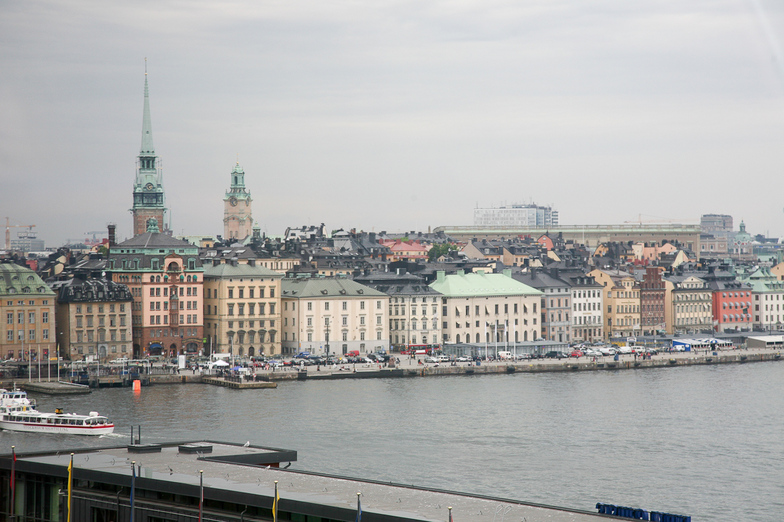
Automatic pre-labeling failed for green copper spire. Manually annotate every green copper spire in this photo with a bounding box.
[140,60,155,155]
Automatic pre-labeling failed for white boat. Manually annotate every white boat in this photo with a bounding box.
[0,388,114,436]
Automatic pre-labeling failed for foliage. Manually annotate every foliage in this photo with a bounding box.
[427,243,457,262]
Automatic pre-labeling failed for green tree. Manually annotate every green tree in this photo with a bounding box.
[427,243,457,262]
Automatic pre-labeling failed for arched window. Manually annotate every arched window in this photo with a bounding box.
[456,334,461,344]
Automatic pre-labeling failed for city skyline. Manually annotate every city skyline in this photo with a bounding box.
[3,1,784,247]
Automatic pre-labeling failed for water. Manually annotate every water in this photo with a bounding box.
[5,362,784,521]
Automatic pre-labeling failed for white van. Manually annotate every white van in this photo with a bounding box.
[497,351,513,360]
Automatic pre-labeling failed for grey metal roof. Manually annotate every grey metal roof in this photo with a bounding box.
[282,278,386,299]
[204,263,283,279]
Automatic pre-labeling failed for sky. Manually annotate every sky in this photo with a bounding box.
[3,0,784,247]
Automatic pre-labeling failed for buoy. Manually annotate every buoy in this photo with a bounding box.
[133,380,141,392]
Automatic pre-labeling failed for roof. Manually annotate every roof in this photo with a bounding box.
[282,278,386,299]
[114,232,197,250]
[0,262,56,297]
[204,263,283,279]
[429,270,541,298]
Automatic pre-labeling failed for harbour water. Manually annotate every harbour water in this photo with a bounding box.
[4,361,784,521]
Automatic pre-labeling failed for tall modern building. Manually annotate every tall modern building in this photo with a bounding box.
[131,68,166,237]
[473,203,558,228]
[223,162,253,240]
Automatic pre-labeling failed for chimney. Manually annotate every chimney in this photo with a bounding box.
[503,268,511,278]
[436,270,445,283]
[107,224,116,247]
[248,259,256,267]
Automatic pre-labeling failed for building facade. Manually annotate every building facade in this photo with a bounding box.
[203,261,283,357]
[52,275,134,361]
[131,70,166,237]
[223,162,254,240]
[108,224,204,357]
[640,266,666,336]
[429,270,542,345]
[514,269,572,343]
[473,204,559,228]
[281,277,389,356]
[588,269,641,340]
[354,270,442,350]
[0,262,56,361]
[742,267,784,330]
[663,274,712,336]
[567,273,604,342]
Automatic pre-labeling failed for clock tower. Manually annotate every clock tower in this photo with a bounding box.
[131,65,166,237]
[223,162,253,240]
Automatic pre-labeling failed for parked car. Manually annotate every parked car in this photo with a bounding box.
[544,351,567,359]
[424,356,438,363]
[456,356,470,362]
[569,350,584,358]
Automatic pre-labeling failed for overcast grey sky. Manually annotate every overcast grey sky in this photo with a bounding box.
[3,0,784,246]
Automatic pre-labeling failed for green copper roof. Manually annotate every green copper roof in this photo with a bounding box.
[0,263,56,297]
[429,271,542,297]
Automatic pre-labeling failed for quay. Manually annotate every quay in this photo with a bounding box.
[3,347,781,392]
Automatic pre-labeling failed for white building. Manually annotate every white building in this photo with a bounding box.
[473,204,558,228]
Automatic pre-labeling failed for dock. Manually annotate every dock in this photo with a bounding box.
[22,381,91,395]
[202,377,277,389]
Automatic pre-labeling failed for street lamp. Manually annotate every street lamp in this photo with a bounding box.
[325,318,330,360]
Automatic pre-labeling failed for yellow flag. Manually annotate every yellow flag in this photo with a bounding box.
[67,454,73,522]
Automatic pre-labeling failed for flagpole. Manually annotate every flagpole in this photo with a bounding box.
[130,460,135,522]
[199,470,203,522]
[356,492,362,522]
[10,446,15,519]
[67,453,74,522]
[272,480,279,522]
[448,506,453,522]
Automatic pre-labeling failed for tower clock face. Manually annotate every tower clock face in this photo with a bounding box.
[145,183,154,190]
[230,197,238,206]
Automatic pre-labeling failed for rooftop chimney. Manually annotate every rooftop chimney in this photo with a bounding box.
[107,224,116,247]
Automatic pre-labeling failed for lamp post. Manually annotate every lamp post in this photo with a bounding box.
[325,318,330,360]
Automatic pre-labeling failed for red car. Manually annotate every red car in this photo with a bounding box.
[569,350,584,358]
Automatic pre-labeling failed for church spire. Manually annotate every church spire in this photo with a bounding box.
[140,57,155,155]
[131,60,166,237]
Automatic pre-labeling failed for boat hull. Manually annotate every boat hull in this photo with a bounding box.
[0,420,114,436]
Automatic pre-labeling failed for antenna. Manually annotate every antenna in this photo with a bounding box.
[144,57,147,75]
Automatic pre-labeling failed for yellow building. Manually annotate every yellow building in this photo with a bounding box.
[0,263,56,361]
[588,269,640,340]
[203,260,283,357]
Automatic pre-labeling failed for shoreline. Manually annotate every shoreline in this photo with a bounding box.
[7,347,781,390]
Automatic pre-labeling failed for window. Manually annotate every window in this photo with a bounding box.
[228,289,234,299]
[307,302,312,311]
[6,313,11,325]
[360,301,365,310]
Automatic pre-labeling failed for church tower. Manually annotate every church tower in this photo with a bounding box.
[223,162,253,240]
[131,65,166,237]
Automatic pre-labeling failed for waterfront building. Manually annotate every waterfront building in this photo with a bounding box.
[702,266,752,333]
[566,273,604,342]
[354,270,442,350]
[429,269,542,345]
[662,273,712,336]
[50,273,133,361]
[640,266,666,336]
[473,203,559,228]
[203,260,283,357]
[0,442,612,522]
[588,269,641,340]
[223,162,254,240]
[0,262,56,360]
[740,267,784,330]
[131,68,167,237]
[280,277,389,356]
[513,268,572,343]
[108,221,204,357]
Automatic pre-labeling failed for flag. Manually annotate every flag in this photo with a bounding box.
[272,480,279,522]
[356,492,362,522]
[67,453,74,522]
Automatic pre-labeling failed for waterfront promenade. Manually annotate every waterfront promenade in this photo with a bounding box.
[4,347,780,390]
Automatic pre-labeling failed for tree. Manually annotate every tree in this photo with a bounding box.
[427,243,457,262]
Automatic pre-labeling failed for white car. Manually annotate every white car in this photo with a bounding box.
[599,347,616,356]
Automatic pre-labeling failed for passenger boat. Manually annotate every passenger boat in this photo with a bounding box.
[0,388,114,435]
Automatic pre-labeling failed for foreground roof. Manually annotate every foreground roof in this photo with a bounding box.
[430,270,542,297]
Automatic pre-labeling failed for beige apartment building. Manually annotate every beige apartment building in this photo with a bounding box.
[588,269,641,340]
[203,261,283,357]
[280,277,389,356]
[429,270,542,345]
[663,274,712,335]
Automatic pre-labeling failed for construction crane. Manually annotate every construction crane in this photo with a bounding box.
[4,218,36,250]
